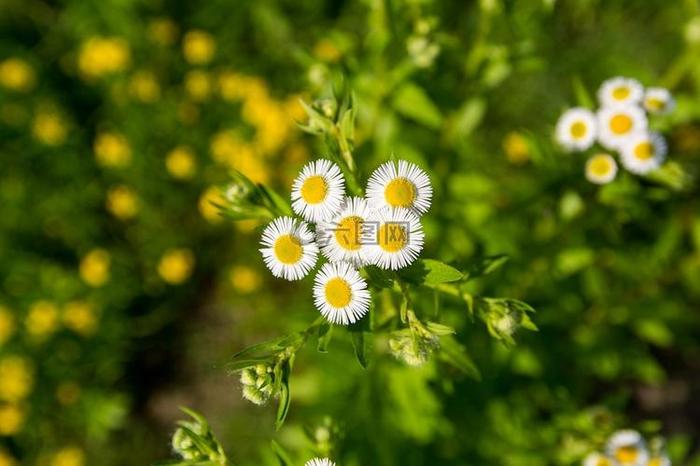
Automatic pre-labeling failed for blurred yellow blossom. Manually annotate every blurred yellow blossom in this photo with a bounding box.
[32,112,68,146]
[166,146,197,179]
[129,70,161,102]
[0,307,15,346]
[106,185,139,220]
[80,249,110,287]
[0,357,33,402]
[314,38,342,63]
[63,301,98,337]
[56,382,81,406]
[284,95,307,122]
[158,249,195,285]
[0,58,35,92]
[236,219,260,234]
[218,72,267,102]
[0,404,24,436]
[78,37,130,78]
[503,131,530,165]
[25,301,59,339]
[0,448,17,466]
[284,142,310,165]
[51,447,84,466]
[148,17,178,46]
[184,70,212,101]
[210,130,241,164]
[230,265,262,294]
[230,149,270,184]
[182,30,215,65]
[198,186,224,224]
[94,132,132,168]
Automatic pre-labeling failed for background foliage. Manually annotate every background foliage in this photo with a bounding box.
[1,0,700,465]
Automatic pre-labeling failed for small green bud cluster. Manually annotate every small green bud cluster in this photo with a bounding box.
[481,298,536,345]
[170,408,228,465]
[389,313,441,367]
[172,422,203,460]
[407,18,440,69]
[240,364,275,406]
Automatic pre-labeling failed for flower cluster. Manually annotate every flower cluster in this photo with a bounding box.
[239,364,275,406]
[260,158,432,325]
[556,77,675,184]
[583,430,670,466]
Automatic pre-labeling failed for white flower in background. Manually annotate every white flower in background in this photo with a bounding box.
[606,430,649,466]
[583,452,617,466]
[555,107,598,151]
[643,87,675,115]
[260,217,318,280]
[598,76,644,107]
[313,262,370,325]
[620,132,667,175]
[597,105,648,150]
[585,153,618,184]
[317,197,372,267]
[305,459,336,466]
[647,454,671,466]
[291,159,346,223]
[366,208,424,270]
[366,160,432,216]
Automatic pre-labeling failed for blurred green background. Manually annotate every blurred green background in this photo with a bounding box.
[1,0,700,465]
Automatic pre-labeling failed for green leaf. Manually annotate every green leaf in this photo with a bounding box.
[363,265,394,289]
[350,331,369,369]
[425,322,455,336]
[398,259,463,286]
[230,333,303,366]
[391,82,443,129]
[448,98,486,142]
[270,440,293,466]
[317,323,333,353]
[572,76,594,108]
[439,336,481,380]
[461,255,509,281]
[258,184,293,216]
[275,360,292,430]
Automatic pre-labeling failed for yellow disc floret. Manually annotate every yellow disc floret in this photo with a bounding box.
[378,223,407,253]
[384,177,416,208]
[335,216,363,251]
[300,175,328,204]
[610,114,632,135]
[273,234,303,264]
[324,278,352,308]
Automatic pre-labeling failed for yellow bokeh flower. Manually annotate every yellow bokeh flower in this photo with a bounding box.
[94,132,132,168]
[25,301,59,339]
[198,186,224,224]
[182,30,216,65]
[0,357,33,402]
[63,301,98,337]
[314,38,342,63]
[158,249,195,285]
[230,265,262,294]
[0,448,17,466]
[79,249,110,287]
[129,70,161,103]
[230,148,270,184]
[0,307,15,347]
[51,447,84,466]
[106,185,139,220]
[56,382,81,406]
[0,58,35,92]
[78,37,130,79]
[32,112,68,146]
[0,404,24,436]
[209,130,241,164]
[503,131,530,165]
[184,70,212,101]
[165,146,197,179]
[148,17,178,46]
[218,72,268,102]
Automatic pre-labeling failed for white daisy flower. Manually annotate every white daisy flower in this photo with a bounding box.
[313,262,370,325]
[606,430,649,466]
[291,159,346,223]
[317,197,372,267]
[366,208,424,270]
[555,107,598,151]
[305,459,336,466]
[366,160,432,215]
[620,132,667,175]
[585,153,618,185]
[643,87,675,115]
[647,454,671,466]
[583,452,617,466]
[597,105,648,150]
[598,77,644,107]
[260,217,318,281]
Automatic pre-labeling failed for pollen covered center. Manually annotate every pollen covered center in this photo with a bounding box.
[325,277,352,308]
[384,177,416,207]
[614,446,639,464]
[646,97,664,111]
[377,223,407,253]
[589,156,612,176]
[570,121,587,139]
[273,234,303,265]
[335,215,363,251]
[612,86,631,100]
[634,142,654,160]
[610,114,632,135]
[596,458,612,466]
[301,175,328,204]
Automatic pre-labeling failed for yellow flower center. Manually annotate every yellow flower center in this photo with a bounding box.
[610,114,632,135]
[273,234,303,264]
[588,155,613,176]
[300,175,328,204]
[570,121,587,139]
[634,142,654,160]
[335,216,363,251]
[648,458,663,466]
[377,223,407,253]
[324,278,352,308]
[384,177,416,208]
[615,446,639,464]
[596,458,612,466]
[612,86,631,100]
[646,97,664,111]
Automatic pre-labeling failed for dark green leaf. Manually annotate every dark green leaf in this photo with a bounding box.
[317,323,333,353]
[439,336,481,380]
[398,259,463,286]
[391,82,443,129]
